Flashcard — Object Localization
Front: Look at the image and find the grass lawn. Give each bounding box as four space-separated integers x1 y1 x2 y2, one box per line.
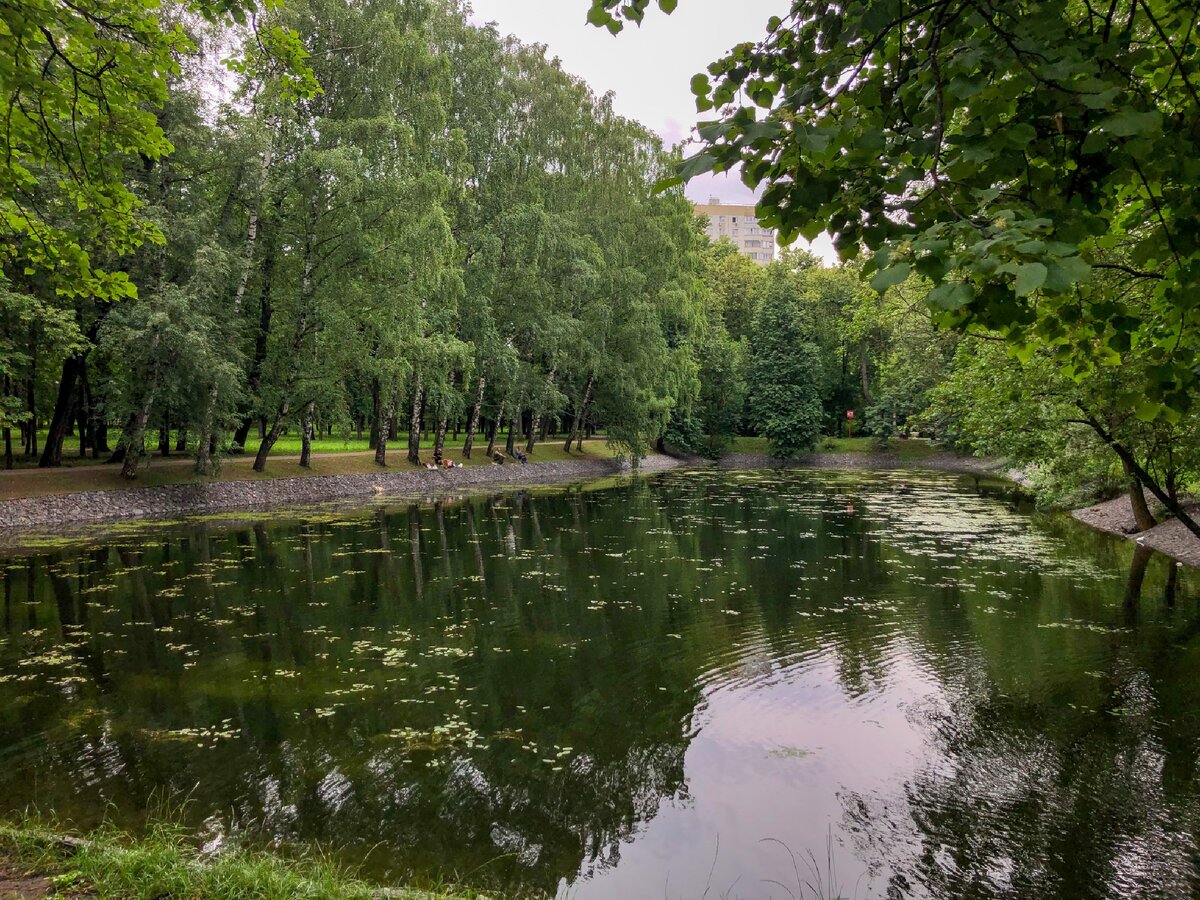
730 435 942 460
0 820 482 900
7 430 580 469
0 438 616 502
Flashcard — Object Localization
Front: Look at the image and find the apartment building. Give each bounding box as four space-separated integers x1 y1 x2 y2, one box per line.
693 197 776 265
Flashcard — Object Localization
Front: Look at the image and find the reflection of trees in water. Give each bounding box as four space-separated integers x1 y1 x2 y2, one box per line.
3 471 1200 896
840 548 1200 899
0 486 722 893
844 689 1200 897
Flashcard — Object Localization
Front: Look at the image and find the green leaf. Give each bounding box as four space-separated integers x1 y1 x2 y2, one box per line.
1133 399 1162 422
1042 256 1091 292
1014 263 1047 297
1098 109 1162 137
869 263 910 293
677 152 718 180
928 281 974 310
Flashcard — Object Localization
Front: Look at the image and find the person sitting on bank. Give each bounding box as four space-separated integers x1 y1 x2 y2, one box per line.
492 450 504 464
513 448 528 464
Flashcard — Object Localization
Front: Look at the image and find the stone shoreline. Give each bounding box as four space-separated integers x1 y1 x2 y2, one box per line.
0 455 685 532
0 450 1020 537
8 448 1195 569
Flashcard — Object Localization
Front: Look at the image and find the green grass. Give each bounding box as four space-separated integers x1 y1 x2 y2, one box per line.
0 818 487 899
730 434 942 460
6 431 581 469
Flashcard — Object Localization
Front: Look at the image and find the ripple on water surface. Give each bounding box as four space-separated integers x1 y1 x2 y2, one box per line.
0 468 1197 899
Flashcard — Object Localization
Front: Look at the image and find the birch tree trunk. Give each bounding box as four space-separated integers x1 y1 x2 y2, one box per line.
433 373 457 465
565 373 593 452
232 243 277 451
211 149 273 459
463 374 486 458
407 374 424 465
2 373 11 469
369 377 381 449
121 397 156 480
526 368 556 454
485 415 499 460
254 201 316 474
24 326 37 459
375 389 394 466
506 405 519 456
195 383 221 475
434 414 449 466
299 400 316 468
253 400 289 472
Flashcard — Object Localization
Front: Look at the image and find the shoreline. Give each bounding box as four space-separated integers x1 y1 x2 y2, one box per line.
0 454 685 534
4 449 1196 568
1072 492 1200 567
0 449 1016 535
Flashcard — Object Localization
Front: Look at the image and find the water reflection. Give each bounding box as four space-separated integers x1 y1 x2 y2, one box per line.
0 469 1197 898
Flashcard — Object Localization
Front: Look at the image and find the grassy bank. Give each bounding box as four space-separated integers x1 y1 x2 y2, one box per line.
0 820 485 899
5 431 592 470
0 440 616 502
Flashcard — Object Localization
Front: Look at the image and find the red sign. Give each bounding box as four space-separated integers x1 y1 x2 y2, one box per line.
846 410 855 420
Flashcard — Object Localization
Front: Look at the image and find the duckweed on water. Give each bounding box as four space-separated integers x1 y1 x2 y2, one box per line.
0 469 1197 898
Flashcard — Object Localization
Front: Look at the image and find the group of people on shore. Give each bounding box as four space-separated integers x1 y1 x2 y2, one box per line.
425 448 529 470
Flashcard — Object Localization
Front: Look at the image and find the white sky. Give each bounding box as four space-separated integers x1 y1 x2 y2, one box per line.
465 0 837 261
466 0 779 204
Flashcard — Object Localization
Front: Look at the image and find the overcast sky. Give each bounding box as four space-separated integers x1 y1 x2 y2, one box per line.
465 0 837 260
466 0 780 204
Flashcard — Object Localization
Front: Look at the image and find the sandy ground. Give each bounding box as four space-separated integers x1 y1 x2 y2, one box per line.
1071 491 1160 536
1132 510 1200 567
0 864 52 899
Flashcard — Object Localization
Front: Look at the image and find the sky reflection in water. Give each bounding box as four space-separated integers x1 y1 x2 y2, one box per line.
0 468 1197 898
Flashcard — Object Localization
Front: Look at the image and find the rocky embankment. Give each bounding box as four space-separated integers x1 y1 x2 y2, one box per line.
0 454 684 531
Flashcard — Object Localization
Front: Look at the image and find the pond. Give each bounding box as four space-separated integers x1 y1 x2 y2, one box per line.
1 468 1197 898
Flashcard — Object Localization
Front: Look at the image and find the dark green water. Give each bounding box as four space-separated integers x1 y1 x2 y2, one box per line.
1 469 1198 898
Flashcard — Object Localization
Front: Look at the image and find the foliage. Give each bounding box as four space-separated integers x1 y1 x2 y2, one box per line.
2 0 709 477
597 0 1200 429
0 0 315 310
745 273 824 457
920 338 1200 508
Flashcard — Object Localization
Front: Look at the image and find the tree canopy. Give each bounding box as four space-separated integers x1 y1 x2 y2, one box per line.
590 0 1200 427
